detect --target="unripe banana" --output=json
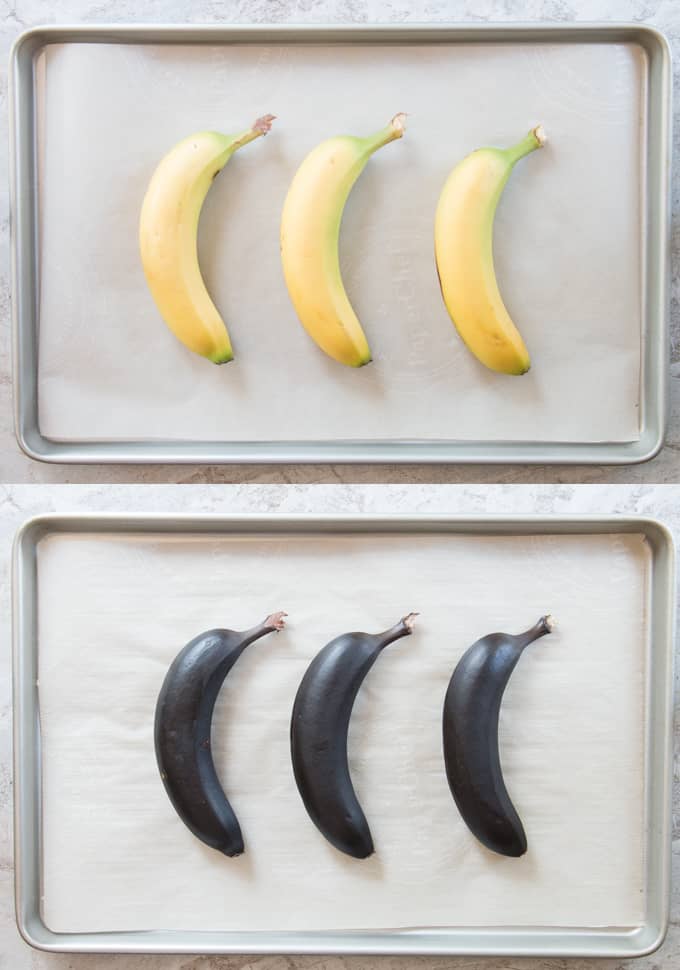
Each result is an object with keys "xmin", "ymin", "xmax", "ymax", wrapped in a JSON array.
[
  {"xmin": 139, "ymin": 116, "xmax": 275, "ymax": 363},
  {"xmin": 281, "ymin": 114, "xmax": 407, "ymax": 367},
  {"xmin": 435, "ymin": 126, "xmax": 546, "ymax": 375}
]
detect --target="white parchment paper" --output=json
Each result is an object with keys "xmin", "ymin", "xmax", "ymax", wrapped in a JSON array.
[
  {"xmin": 37, "ymin": 530, "xmax": 649, "ymax": 933},
  {"xmin": 37, "ymin": 41, "xmax": 643, "ymax": 444}
]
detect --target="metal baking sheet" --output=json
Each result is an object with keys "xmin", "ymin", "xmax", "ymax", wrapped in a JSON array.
[
  {"xmin": 12, "ymin": 513, "xmax": 675, "ymax": 956},
  {"xmin": 9, "ymin": 24, "xmax": 671, "ymax": 465}
]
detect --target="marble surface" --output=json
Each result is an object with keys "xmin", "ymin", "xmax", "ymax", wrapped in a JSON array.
[
  {"xmin": 0, "ymin": 483, "xmax": 679, "ymax": 969},
  {"xmin": 1, "ymin": 0, "xmax": 680, "ymax": 483}
]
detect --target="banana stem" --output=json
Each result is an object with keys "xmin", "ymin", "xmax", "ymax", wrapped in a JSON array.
[
  {"xmin": 263, "ymin": 611, "xmax": 288, "ymax": 632},
  {"xmin": 378, "ymin": 612, "xmax": 419, "ymax": 648},
  {"xmin": 362, "ymin": 112, "xmax": 408, "ymax": 154},
  {"xmin": 231, "ymin": 113, "xmax": 276, "ymax": 150},
  {"xmin": 503, "ymin": 125, "xmax": 546, "ymax": 166},
  {"xmin": 515, "ymin": 614, "xmax": 555, "ymax": 650},
  {"xmin": 242, "ymin": 611, "xmax": 287, "ymax": 645}
]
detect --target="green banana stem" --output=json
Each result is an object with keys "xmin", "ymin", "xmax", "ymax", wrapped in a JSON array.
[
  {"xmin": 478, "ymin": 124, "xmax": 547, "ymax": 250},
  {"xmin": 503, "ymin": 124, "xmax": 546, "ymax": 166},
  {"xmin": 361, "ymin": 112, "xmax": 408, "ymax": 154},
  {"xmin": 231, "ymin": 113, "xmax": 276, "ymax": 150}
]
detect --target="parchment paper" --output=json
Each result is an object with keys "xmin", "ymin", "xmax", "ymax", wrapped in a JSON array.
[
  {"xmin": 37, "ymin": 41, "xmax": 643, "ymax": 444},
  {"xmin": 37, "ymin": 530, "xmax": 649, "ymax": 933}
]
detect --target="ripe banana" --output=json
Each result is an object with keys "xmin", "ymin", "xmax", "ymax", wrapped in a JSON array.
[
  {"xmin": 290, "ymin": 613, "xmax": 417, "ymax": 858},
  {"xmin": 139, "ymin": 116, "xmax": 275, "ymax": 363},
  {"xmin": 281, "ymin": 114, "xmax": 407, "ymax": 367},
  {"xmin": 154, "ymin": 612, "xmax": 286, "ymax": 856},
  {"xmin": 434, "ymin": 126, "xmax": 546, "ymax": 375},
  {"xmin": 442, "ymin": 614, "xmax": 554, "ymax": 857}
]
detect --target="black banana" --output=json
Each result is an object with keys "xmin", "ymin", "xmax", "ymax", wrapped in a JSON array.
[
  {"xmin": 291, "ymin": 613, "xmax": 417, "ymax": 859},
  {"xmin": 442, "ymin": 614, "xmax": 554, "ymax": 858},
  {"xmin": 154, "ymin": 611, "xmax": 286, "ymax": 856}
]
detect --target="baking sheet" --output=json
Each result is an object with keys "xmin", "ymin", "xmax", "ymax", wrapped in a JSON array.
[
  {"xmin": 36, "ymin": 40, "xmax": 643, "ymax": 445},
  {"xmin": 37, "ymin": 529, "xmax": 649, "ymax": 934}
]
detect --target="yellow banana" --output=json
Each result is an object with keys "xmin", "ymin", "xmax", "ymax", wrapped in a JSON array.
[
  {"xmin": 281, "ymin": 114, "xmax": 407, "ymax": 367},
  {"xmin": 434, "ymin": 126, "xmax": 546, "ymax": 375},
  {"xmin": 139, "ymin": 116, "xmax": 275, "ymax": 363}
]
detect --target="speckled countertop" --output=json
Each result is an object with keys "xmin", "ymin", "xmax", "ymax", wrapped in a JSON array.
[
  {"xmin": 0, "ymin": 0, "xmax": 679, "ymax": 483},
  {"xmin": 0, "ymin": 483, "xmax": 679, "ymax": 969}
]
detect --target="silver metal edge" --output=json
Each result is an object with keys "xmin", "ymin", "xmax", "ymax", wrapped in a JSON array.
[
  {"xmin": 12, "ymin": 516, "xmax": 45, "ymax": 951},
  {"xmin": 9, "ymin": 22, "xmax": 671, "ymax": 465},
  {"xmin": 10, "ymin": 27, "xmax": 42, "ymax": 464},
  {"xmin": 11, "ymin": 512, "xmax": 676, "ymax": 955},
  {"xmin": 639, "ymin": 517, "xmax": 676, "ymax": 955},
  {"xmin": 638, "ymin": 25, "xmax": 672, "ymax": 464}
]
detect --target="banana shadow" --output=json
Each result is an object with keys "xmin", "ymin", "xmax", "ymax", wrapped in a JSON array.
[
  {"xmin": 474, "ymin": 839, "xmax": 541, "ymax": 882},
  {"xmin": 321, "ymin": 840, "xmax": 386, "ymax": 882},
  {"xmin": 221, "ymin": 841, "xmax": 257, "ymax": 880}
]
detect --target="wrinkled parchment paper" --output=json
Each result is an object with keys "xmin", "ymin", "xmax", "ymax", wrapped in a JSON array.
[
  {"xmin": 37, "ymin": 41, "xmax": 643, "ymax": 443},
  {"xmin": 38, "ymin": 530, "xmax": 648, "ymax": 932}
]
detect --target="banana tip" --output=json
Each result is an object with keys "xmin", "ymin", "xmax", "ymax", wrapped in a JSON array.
[
  {"xmin": 253, "ymin": 113, "xmax": 276, "ymax": 135},
  {"xmin": 403, "ymin": 612, "xmax": 419, "ymax": 632},
  {"xmin": 266, "ymin": 611, "xmax": 287, "ymax": 631},
  {"xmin": 544, "ymin": 614, "xmax": 556, "ymax": 632},
  {"xmin": 532, "ymin": 124, "xmax": 547, "ymax": 147},
  {"xmin": 391, "ymin": 112, "xmax": 408, "ymax": 136}
]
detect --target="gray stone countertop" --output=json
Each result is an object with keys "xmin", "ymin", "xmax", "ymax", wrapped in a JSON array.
[
  {"xmin": 0, "ymin": 0, "xmax": 679, "ymax": 483},
  {"xmin": 0, "ymin": 483, "xmax": 679, "ymax": 969}
]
